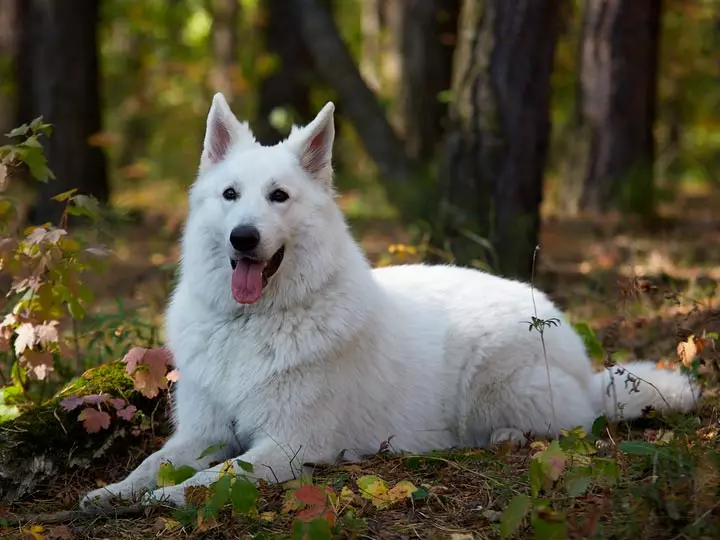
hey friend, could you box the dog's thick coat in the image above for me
[82,95,698,508]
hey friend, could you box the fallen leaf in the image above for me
[21,524,45,540]
[78,407,111,433]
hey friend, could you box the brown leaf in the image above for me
[77,407,111,433]
[677,335,699,367]
[19,350,54,380]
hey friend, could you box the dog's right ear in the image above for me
[200,93,255,169]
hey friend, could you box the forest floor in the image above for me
[2,181,720,539]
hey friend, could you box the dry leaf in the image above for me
[78,407,111,433]
[19,350,54,380]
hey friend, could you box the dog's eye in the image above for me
[269,189,289,203]
[222,188,238,201]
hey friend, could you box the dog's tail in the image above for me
[593,361,700,421]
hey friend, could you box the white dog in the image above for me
[82,94,698,508]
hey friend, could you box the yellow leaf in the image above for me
[21,524,45,540]
[259,511,276,522]
[387,480,418,503]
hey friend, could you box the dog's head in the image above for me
[181,93,343,309]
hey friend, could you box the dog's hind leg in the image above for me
[462,364,597,448]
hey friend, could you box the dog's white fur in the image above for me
[81,94,698,508]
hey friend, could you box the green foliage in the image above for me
[0,120,110,415]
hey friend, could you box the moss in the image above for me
[56,360,136,401]
[0,361,171,504]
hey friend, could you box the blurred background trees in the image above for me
[0,0,717,280]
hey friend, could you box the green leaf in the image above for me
[411,486,429,500]
[564,467,592,497]
[500,495,532,539]
[197,442,228,460]
[230,477,259,514]
[20,147,53,182]
[29,116,52,136]
[307,517,332,540]
[529,458,544,498]
[531,511,567,540]
[405,455,423,470]
[591,415,608,438]
[209,474,232,510]
[619,441,663,456]
[235,459,254,473]
[52,189,78,202]
[67,298,86,320]
[573,322,604,360]
[592,458,620,484]
[6,124,29,138]
[157,463,197,487]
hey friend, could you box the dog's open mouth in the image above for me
[230,246,285,304]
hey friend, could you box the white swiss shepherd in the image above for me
[82,94,698,508]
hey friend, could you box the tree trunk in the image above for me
[398,0,460,162]
[579,0,662,217]
[28,0,109,226]
[437,0,561,280]
[294,0,421,214]
[254,0,315,145]
[0,0,17,141]
[209,0,239,106]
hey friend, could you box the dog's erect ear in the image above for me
[201,93,255,169]
[288,102,335,185]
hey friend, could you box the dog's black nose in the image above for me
[229,225,261,252]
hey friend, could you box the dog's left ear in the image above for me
[288,102,335,185]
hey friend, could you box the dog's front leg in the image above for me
[80,433,225,509]
[144,437,314,507]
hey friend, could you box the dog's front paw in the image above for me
[80,482,139,510]
[142,484,187,508]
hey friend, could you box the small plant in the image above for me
[0,119,109,417]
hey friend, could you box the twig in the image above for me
[1,504,165,526]
[530,245,558,430]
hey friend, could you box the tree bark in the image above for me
[27,0,109,226]
[437,0,561,280]
[253,0,315,145]
[209,0,239,106]
[398,0,460,162]
[579,0,662,217]
[0,0,17,141]
[294,0,421,213]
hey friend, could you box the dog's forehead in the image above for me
[215,145,300,187]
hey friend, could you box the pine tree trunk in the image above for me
[398,0,460,161]
[27,0,109,226]
[579,0,662,217]
[254,0,316,145]
[437,0,561,280]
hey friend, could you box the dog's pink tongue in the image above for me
[231,260,265,304]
